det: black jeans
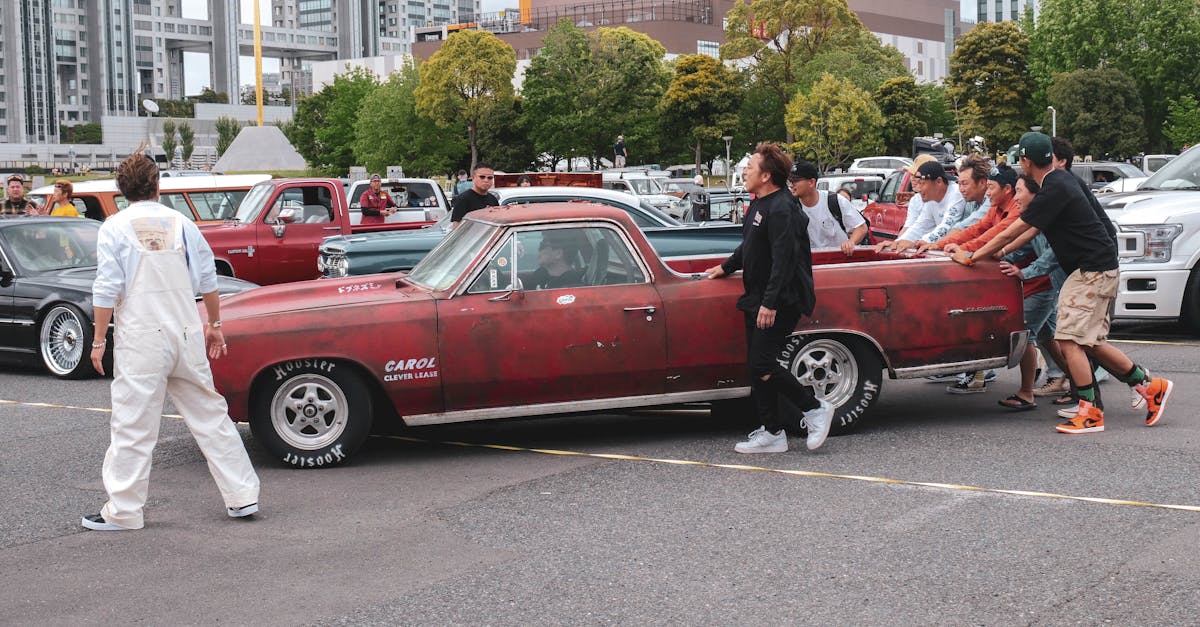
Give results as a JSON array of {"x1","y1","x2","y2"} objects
[{"x1": 743, "y1": 309, "x2": 820, "y2": 433}]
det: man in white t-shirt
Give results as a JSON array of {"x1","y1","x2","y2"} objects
[{"x1": 788, "y1": 161, "x2": 866, "y2": 255}]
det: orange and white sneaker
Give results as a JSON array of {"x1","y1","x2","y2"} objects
[
  {"x1": 1056, "y1": 401, "x2": 1104, "y2": 434},
  {"x1": 1135, "y1": 377, "x2": 1174, "y2": 427}
]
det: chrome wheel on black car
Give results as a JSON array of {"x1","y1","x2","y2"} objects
[{"x1": 39, "y1": 304, "x2": 96, "y2": 379}]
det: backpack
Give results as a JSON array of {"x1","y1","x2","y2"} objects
[{"x1": 826, "y1": 192, "x2": 873, "y2": 245}]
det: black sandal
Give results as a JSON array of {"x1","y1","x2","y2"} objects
[{"x1": 998, "y1": 394, "x2": 1037, "y2": 411}]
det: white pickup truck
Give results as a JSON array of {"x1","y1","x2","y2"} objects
[{"x1": 1098, "y1": 145, "x2": 1200, "y2": 330}]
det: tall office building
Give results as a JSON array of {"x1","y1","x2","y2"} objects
[{"x1": 975, "y1": 0, "x2": 1039, "y2": 22}]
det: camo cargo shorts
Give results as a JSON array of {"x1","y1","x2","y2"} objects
[{"x1": 1054, "y1": 269, "x2": 1118, "y2": 347}]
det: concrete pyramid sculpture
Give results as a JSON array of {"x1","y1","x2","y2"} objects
[{"x1": 213, "y1": 125, "x2": 307, "y2": 172}]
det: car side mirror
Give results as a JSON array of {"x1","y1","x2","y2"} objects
[
  {"x1": 0, "y1": 257, "x2": 13, "y2": 283},
  {"x1": 271, "y1": 223, "x2": 287, "y2": 238}
]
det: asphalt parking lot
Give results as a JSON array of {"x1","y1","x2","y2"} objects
[{"x1": 1, "y1": 324, "x2": 1198, "y2": 625}]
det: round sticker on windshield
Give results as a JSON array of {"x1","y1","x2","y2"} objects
[
  {"x1": 556, "y1": 295, "x2": 575, "y2": 305},
  {"x1": 497, "y1": 257, "x2": 508, "y2": 267}
]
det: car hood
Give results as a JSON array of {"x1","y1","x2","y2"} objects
[
  {"x1": 321, "y1": 226, "x2": 449, "y2": 253},
  {"x1": 21, "y1": 268, "x2": 256, "y2": 297},
  {"x1": 218, "y1": 273, "x2": 433, "y2": 321},
  {"x1": 1112, "y1": 192, "x2": 1200, "y2": 226},
  {"x1": 1098, "y1": 189, "x2": 1181, "y2": 212}
]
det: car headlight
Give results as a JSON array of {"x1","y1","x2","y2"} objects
[
  {"x1": 316, "y1": 255, "x2": 326, "y2": 273},
  {"x1": 334, "y1": 256, "x2": 349, "y2": 277},
  {"x1": 1121, "y1": 224, "x2": 1183, "y2": 263}
]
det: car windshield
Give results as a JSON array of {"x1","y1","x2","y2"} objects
[
  {"x1": 406, "y1": 219, "x2": 497, "y2": 290},
  {"x1": 233, "y1": 182, "x2": 274, "y2": 222},
  {"x1": 1141, "y1": 148, "x2": 1200, "y2": 190},
  {"x1": 1111, "y1": 163, "x2": 1144, "y2": 178},
  {"x1": 628, "y1": 178, "x2": 660, "y2": 195},
  {"x1": 3, "y1": 220, "x2": 100, "y2": 272}
]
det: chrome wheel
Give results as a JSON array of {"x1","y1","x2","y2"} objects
[
  {"x1": 270, "y1": 374, "x2": 349, "y2": 450},
  {"x1": 790, "y1": 338, "x2": 860, "y2": 409},
  {"x1": 40, "y1": 305, "x2": 87, "y2": 377}
]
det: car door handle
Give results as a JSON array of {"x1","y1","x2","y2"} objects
[
  {"x1": 322, "y1": 226, "x2": 341, "y2": 231},
  {"x1": 623, "y1": 306, "x2": 656, "y2": 314}
]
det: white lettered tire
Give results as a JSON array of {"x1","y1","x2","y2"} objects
[
  {"x1": 782, "y1": 334, "x2": 883, "y2": 435},
  {"x1": 251, "y1": 360, "x2": 373, "y2": 468}
]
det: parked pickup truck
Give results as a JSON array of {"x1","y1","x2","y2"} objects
[
  {"x1": 208, "y1": 203, "x2": 1026, "y2": 467},
  {"x1": 1097, "y1": 145, "x2": 1200, "y2": 331},
  {"x1": 860, "y1": 168, "x2": 918, "y2": 241},
  {"x1": 318, "y1": 186, "x2": 741, "y2": 278},
  {"x1": 201, "y1": 178, "x2": 441, "y2": 285}
]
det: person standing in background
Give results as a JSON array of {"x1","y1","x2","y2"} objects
[{"x1": 614, "y1": 136, "x2": 628, "y2": 168}]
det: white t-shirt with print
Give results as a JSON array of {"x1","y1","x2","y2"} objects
[{"x1": 800, "y1": 190, "x2": 866, "y2": 249}]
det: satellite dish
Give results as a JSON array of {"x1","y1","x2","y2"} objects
[{"x1": 142, "y1": 99, "x2": 159, "y2": 114}]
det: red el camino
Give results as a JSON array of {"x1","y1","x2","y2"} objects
[{"x1": 209, "y1": 203, "x2": 1027, "y2": 468}]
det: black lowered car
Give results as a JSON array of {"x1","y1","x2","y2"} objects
[{"x1": 0, "y1": 217, "x2": 257, "y2": 378}]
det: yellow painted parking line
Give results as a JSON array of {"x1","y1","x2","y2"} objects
[
  {"x1": 1111, "y1": 338, "x2": 1200, "y2": 347},
  {"x1": 6, "y1": 398, "x2": 1198, "y2": 513},
  {"x1": 383, "y1": 435, "x2": 1200, "y2": 514}
]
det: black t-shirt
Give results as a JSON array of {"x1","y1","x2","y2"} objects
[
  {"x1": 1021, "y1": 168, "x2": 1118, "y2": 274},
  {"x1": 720, "y1": 188, "x2": 815, "y2": 315},
  {"x1": 522, "y1": 266, "x2": 585, "y2": 290},
  {"x1": 450, "y1": 189, "x2": 499, "y2": 222}
]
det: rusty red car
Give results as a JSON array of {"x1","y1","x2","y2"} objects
[{"x1": 208, "y1": 203, "x2": 1027, "y2": 468}]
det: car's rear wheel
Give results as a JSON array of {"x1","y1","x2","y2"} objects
[
  {"x1": 39, "y1": 304, "x2": 96, "y2": 379},
  {"x1": 1180, "y1": 266, "x2": 1200, "y2": 334},
  {"x1": 251, "y1": 361, "x2": 373, "y2": 468},
  {"x1": 784, "y1": 334, "x2": 884, "y2": 435}
]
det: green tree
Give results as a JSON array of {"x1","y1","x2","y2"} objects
[
  {"x1": 579, "y1": 27, "x2": 671, "y2": 167},
  {"x1": 796, "y1": 28, "x2": 907, "y2": 95},
  {"x1": 786, "y1": 73, "x2": 883, "y2": 171},
  {"x1": 62, "y1": 123, "x2": 102, "y2": 144},
  {"x1": 919, "y1": 83, "x2": 956, "y2": 138},
  {"x1": 215, "y1": 116, "x2": 241, "y2": 157},
  {"x1": 659, "y1": 54, "x2": 744, "y2": 171},
  {"x1": 161, "y1": 119, "x2": 177, "y2": 167},
  {"x1": 416, "y1": 29, "x2": 516, "y2": 170},
  {"x1": 1164, "y1": 95, "x2": 1200, "y2": 150},
  {"x1": 1046, "y1": 68, "x2": 1146, "y2": 159},
  {"x1": 285, "y1": 88, "x2": 333, "y2": 170},
  {"x1": 1027, "y1": 0, "x2": 1200, "y2": 150},
  {"x1": 178, "y1": 122, "x2": 195, "y2": 165},
  {"x1": 734, "y1": 72, "x2": 788, "y2": 152},
  {"x1": 723, "y1": 0, "x2": 884, "y2": 141},
  {"x1": 477, "y1": 97, "x2": 538, "y2": 172},
  {"x1": 946, "y1": 21, "x2": 1032, "y2": 151},
  {"x1": 311, "y1": 67, "x2": 380, "y2": 176},
  {"x1": 520, "y1": 19, "x2": 592, "y2": 167},
  {"x1": 353, "y1": 60, "x2": 465, "y2": 177},
  {"x1": 876, "y1": 76, "x2": 928, "y2": 156},
  {"x1": 196, "y1": 87, "x2": 229, "y2": 103}
]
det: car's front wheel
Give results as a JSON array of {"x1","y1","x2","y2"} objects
[
  {"x1": 251, "y1": 361, "x2": 373, "y2": 468},
  {"x1": 783, "y1": 334, "x2": 884, "y2": 435},
  {"x1": 39, "y1": 304, "x2": 97, "y2": 379}
]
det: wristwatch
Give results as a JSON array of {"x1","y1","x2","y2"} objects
[{"x1": 209, "y1": 320, "x2": 222, "y2": 329}]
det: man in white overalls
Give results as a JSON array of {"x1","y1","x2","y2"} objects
[{"x1": 82, "y1": 152, "x2": 260, "y2": 531}]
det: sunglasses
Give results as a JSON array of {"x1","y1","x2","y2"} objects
[
  {"x1": 475, "y1": 174, "x2": 495, "y2": 180},
  {"x1": 7, "y1": 176, "x2": 24, "y2": 184}
]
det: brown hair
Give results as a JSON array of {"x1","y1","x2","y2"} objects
[
  {"x1": 1017, "y1": 173, "x2": 1040, "y2": 195},
  {"x1": 957, "y1": 153, "x2": 991, "y2": 183},
  {"x1": 755, "y1": 142, "x2": 791, "y2": 188},
  {"x1": 115, "y1": 147, "x2": 159, "y2": 202}
]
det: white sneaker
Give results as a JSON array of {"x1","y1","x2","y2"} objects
[
  {"x1": 735, "y1": 426, "x2": 788, "y2": 454},
  {"x1": 1131, "y1": 370, "x2": 1149, "y2": 409},
  {"x1": 802, "y1": 400, "x2": 834, "y2": 450},
  {"x1": 1057, "y1": 405, "x2": 1080, "y2": 419}
]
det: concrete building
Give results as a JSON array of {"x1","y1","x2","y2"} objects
[
  {"x1": 0, "y1": 0, "x2": 473, "y2": 146},
  {"x1": 974, "y1": 0, "x2": 1039, "y2": 23}
]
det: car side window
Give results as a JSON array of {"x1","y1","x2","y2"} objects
[
  {"x1": 467, "y1": 235, "x2": 520, "y2": 294},
  {"x1": 159, "y1": 193, "x2": 194, "y2": 220},
  {"x1": 467, "y1": 226, "x2": 646, "y2": 294},
  {"x1": 880, "y1": 173, "x2": 900, "y2": 203},
  {"x1": 189, "y1": 190, "x2": 248, "y2": 220}
]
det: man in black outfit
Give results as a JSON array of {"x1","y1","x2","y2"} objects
[
  {"x1": 706, "y1": 142, "x2": 833, "y2": 453},
  {"x1": 450, "y1": 163, "x2": 499, "y2": 227}
]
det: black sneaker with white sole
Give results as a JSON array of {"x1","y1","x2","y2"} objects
[
  {"x1": 228, "y1": 503, "x2": 259, "y2": 518},
  {"x1": 81, "y1": 513, "x2": 132, "y2": 531}
]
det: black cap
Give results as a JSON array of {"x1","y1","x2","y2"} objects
[
  {"x1": 913, "y1": 160, "x2": 948, "y2": 182},
  {"x1": 988, "y1": 164, "x2": 1018, "y2": 189},
  {"x1": 788, "y1": 161, "x2": 819, "y2": 182}
]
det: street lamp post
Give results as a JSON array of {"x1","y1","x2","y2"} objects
[
  {"x1": 722, "y1": 135, "x2": 733, "y2": 185},
  {"x1": 68, "y1": 148, "x2": 75, "y2": 175},
  {"x1": 1047, "y1": 106, "x2": 1056, "y2": 137}
]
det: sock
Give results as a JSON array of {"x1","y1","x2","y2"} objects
[
  {"x1": 1119, "y1": 364, "x2": 1149, "y2": 386},
  {"x1": 1077, "y1": 382, "x2": 1097, "y2": 404}
]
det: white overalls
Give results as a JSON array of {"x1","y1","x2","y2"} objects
[{"x1": 99, "y1": 219, "x2": 259, "y2": 529}]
